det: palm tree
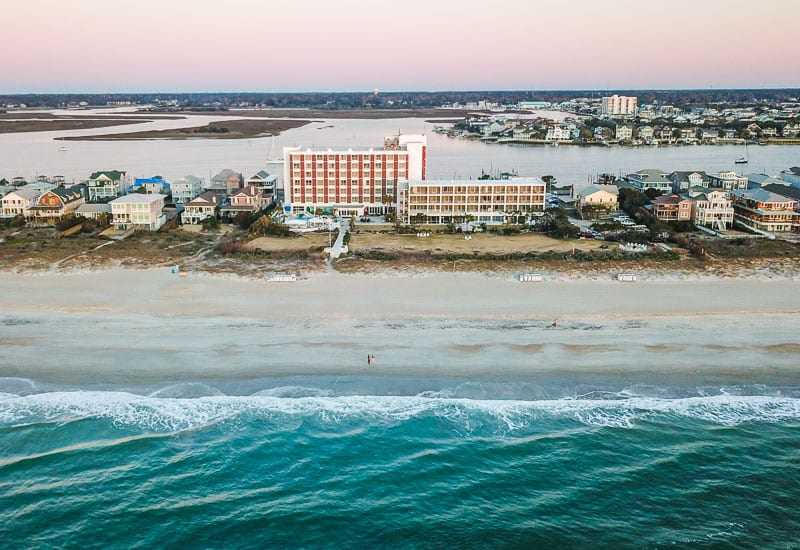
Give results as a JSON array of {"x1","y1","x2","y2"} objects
[{"x1": 381, "y1": 194, "x2": 395, "y2": 214}]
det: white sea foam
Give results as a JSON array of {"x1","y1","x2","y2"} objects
[{"x1": 1, "y1": 390, "x2": 799, "y2": 434}]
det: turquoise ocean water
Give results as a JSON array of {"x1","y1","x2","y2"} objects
[{"x1": 2, "y1": 375, "x2": 799, "y2": 548}]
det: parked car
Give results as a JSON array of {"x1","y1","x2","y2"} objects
[{"x1": 578, "y1": 231, "x2": 595, "y2": 239}]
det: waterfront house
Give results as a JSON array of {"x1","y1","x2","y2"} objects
[
  {"x1": 669, "y1": 171, "x2": 709, "y2": 193},
  {"x1": 129, "y1": 176, "x2": 169, "y2": 195},
  {"x1": 708, "y1": 171, "x2": 748, "y2": 190},
  {"x1": 761, "y1": 184, "x2": 800, "y2": 212},
  {"x1": 626, "y1": 169, "x2": 673, "y2": 194},
  {"x1": 700, "y1": 129, "x2": 720, "y2": 143},
  {"x1": 688, "y1": 188, "x2": 733, "y2": 231},
  {"x1": 171, "y1": 175, "x2": 204, "y2": 204},
  {"x1": 545, "y1": 125, "x2": 571, "y2": 141},
  {"x1": 246, "y1": 170, "x2": 278, "y2": 195},
  {"x1": 729, "y1": 188, "x2": 799, "y2": 234},
  {"x1": 637, "y1": 125, "x2": 654, "y2": 144},
  {"x1": 615, "y1": 125, "x2": 633, "y2": 141},
  {"x1": 1, "y1": 188, "x2": 39, "y2": 218},
  {"x1": 75, "y1": 203, "x2": 112, "y2": 221},
  {"x1": 86, "y1": 170, "x2": 127, "y2": 202},
  {"x1": 651, "y1": 194, "x2": 692, "y2": 222},
  {"x1": 576, "y1": 185, "x2": 618, "y2": 211},
  {"x1": 211, "y1": 169, "x2": 243, "y2": 195},
  {"x1": 109, "y1": 194, "x2": 166, "y2": 231},
  {"x1": 27, "y1": 184, "x2": 86, "y2": 224},
  {"x1": 220, "y1": 185, "x2": 269, "y2": 218},
  {"x1": 182, "y1": 191, "x2": 220, "y2": 225},
  {"x1": 746, "y1": 173, "x2": 786, "y2": 189},
  {"x1": 778, "y1": 167, "x2": 800, "y2": 187}
]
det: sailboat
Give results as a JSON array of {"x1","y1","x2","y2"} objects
[
  {"x1": 265, "y1": 135, "x2": 283, "y2": 164},
  {"x1": 734, "y1": 142, "x2": 749, "y2": 164}
]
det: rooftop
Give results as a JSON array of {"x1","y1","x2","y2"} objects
[{"x1": 110, "y1": 193, "x2": 166, "y2": 204}]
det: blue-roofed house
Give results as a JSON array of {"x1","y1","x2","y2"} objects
[{"x1": 129, "y1": 176, "x2": 170, "y2": 195}]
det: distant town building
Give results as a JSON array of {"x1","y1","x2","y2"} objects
[
  {"x1": 283, "y1": 134, "x2": 427, "y2": 216},
  {"x1": 397, "y1": 177, "x2": 546, "y2": 226},
  {"x1": 545, "y1": 125, "x2": 571, "y2": 141},
  {"x1": 615, "y1": 124, "x2": 633, "y2": 141},
  {"x1": 601, "y1": 95, "x2": 638, "y2": 117}
]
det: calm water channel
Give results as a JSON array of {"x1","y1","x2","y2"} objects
[{"x1": 1, "y1": 109, "x2": 798, "y2": 186}]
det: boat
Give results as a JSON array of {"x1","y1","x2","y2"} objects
[
  {"x1": 58, "y1": 146, "x2": 68, "y2": 152},
  {"x1": 735, "y1": 142, "x2": 749, "y2": 164},
  {"x1": 265, "y1": 135, "x2": 282, "y2": 164}
]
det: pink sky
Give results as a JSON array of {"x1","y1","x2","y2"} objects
[{"x1": 4, "y1": 0, "x2": 799, "y2": 93}]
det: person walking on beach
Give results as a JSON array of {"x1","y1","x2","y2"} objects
[{"x1": 367, "y1": 354, "x2": 371, "y2": 365}]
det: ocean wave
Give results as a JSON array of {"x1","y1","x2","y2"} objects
[{"x1": 1, "y1": 390, "x2": 799, "y2": 434}]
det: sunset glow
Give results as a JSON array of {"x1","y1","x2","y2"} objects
[{"x1": 4, "y1": 0, "x2": 800, "y2": 92}]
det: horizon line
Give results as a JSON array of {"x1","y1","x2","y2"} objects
[{"x1": 2, "y1": 87, "x2": 800, "y2": 97}]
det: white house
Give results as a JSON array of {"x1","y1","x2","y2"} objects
[
  {"x1": 1, "y1": 188, "x2": 39, "y2": 218},
  {"x1": 545, "y1": 125, "x2": 572, "y2": 141},
  {"x1": 110, "y1": 194, "x2": 166, "y2": 231},
  {"x1": 615, "y1": 124, "x2": 633, "y2": 141},
  {"x1": 688, "y1": 188, "x2": 734, "y2": 231}
]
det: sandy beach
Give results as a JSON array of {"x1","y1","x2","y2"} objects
[
  {"x1": 1, "y1": 269, "x2": 799, "y2": 388},
  {"x1": 1, "y1": 268, "x2": 799, "y2": 318}
]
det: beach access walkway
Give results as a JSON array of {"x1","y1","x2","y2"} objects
[{"x1": 329, "y1": 219, "x2": 349, "y2": 259}]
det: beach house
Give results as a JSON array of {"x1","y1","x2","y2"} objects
[
  {"x1": 129, "y1": 176, "x2": 169, "y2": 195},
  {"x1": 729, "y1": 189, "x2": 799, "y2": 234},
  {"x1": 27, "y1": 185, "x2": 86, "y2": 224},
  {"x1": 651, "y1": 194, "x2": 692, "y2": 222},
  {"x1": 576, "y1": 185, "x2": 618, "y2": 219},
  {"x1": 109, "y1": 194, "x2": 166, "y2": 231},
  {"x1": 626, "y1": 169, "x2": 673, "y2": 194},
  {"x1": 182, "y1": 191, "x2": 220, "y2": 225},
  {"x1": 688, "y1": 189, "x2": 734, "y2": 231},
  {"x1": 171, "y1": 175, "x2": 204, "y2": 204},
  {"x1": 668, "y1": 171, "x2": 709, "y2": 193},
  {"x1": 708, "y1": 171, "x2": 748, "y2": 190},
  {"x1": 246, "y1": 171, "x2": 278, "y2": 196},
  {"x1": 1, "y1": 187, "x2": 39, "y2": 218},
  {"x1": 220, "y1": 185, "x2": 269, "y2": 219},
  {"x1": 210, "y1": 169, "x2": 243, "y2": 196},
  {"x1": 85, "y1": 170, "x2": 128, "y2": 202}
]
